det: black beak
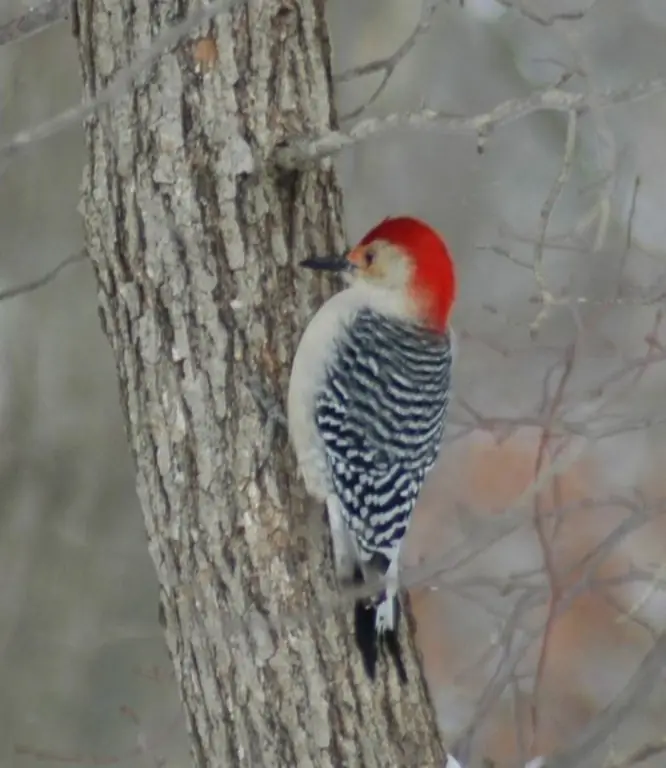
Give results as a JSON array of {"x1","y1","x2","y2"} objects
[{"x1": 299, "y1": 254, "x2": 351, "y2": 273}]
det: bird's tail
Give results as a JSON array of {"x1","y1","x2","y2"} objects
[{"x1": 352, "y1": 564, "x2": 407, "y2": 683}]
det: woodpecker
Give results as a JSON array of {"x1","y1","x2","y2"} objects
[{"x1": 287, "y1": 216, "x2": 456, "y2": 681}]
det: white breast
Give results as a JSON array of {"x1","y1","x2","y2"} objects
[{"x1": 287, "y1": 282, "x2": 411, "y2": 500}]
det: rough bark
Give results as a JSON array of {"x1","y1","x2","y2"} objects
[{"x1": 75, "y1": 0, "x2": 446, "y2": 766}]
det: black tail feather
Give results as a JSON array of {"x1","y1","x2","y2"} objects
[
  {"x1": 382, "y1": 602, "x2": 407, "y2": 684},
  {"x1": 353, "y1": 566, "x2": 378, "y2": 680},
  {"x1": 352, "y1": 566, "x2": 407, "y2": 684}
]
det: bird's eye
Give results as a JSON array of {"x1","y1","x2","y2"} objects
[{"x1": 365, "y1": 248, "x2": 376, "y2": 266}]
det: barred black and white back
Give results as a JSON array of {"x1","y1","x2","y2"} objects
[{"x1": 314, "y1": 307, "x2": 453, "y2": 679}]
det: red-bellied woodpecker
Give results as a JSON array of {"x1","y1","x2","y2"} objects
[{"x1": 288, "y1": 215, "x2": 457, "y2": 681}]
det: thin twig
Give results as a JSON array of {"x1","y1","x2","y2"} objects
[
  {"x1": 477, "y1": 244, "x2": 533, "y2": 270},
  {"x1": 0, "y1": 251, "x2": 86, "y2": 303},
  {"x1": 494, "y1": 0, "x2": 599, "y2": 27},
  {"x1": 335, "y1": 0, "x2": 445, "y2": 121},
  {"x1": 0, "y1": 0, "x2": 68, "y2": 47},
  {"x1": 560, "y1": 27, "x2": 616, "y2": 254}
]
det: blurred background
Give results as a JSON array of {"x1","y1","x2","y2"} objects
[{"x1": 2, "y1": 0, "x2": 666, "y2": 765}]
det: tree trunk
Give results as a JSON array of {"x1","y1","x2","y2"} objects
[{"x1": 74, "y1": 0, "x2": 446, "y2": 766}]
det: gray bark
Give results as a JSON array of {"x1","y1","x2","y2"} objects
[{"x1": 74, "y1": 0, "x2": 446, "y2": 765}]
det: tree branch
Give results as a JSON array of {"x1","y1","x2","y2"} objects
[
  {"x1": 0, "y1": 0, "x2": 68, "y2": 47},
  {"x1": 0, "y1": 251, "x2": 85, "y2": 303},
  {"x1": 274, "y1": 78, "x2": 666, "y2": 169}
]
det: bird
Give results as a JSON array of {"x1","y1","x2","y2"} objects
[{"x1": 287, "y1": 215, "x2": 457, "y2": 681}]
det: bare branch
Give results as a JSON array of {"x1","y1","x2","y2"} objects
[
  {"x1": 0, "y1": 251, "x2": 85, "y2": 303},
  {"x1": 275, "y1": 78, "x2": 666, "y2": 168},
  {"x1": 0, "y1": 0, "x2": 240, "y2": 165},
  {"x1": 0, "y1": 0, "x2": 68, "y2": 47},
  {"x1": 334, "y1": 0, "x2": 446, "y2": 121}
]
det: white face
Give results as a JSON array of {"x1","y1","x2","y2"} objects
[{"x1": 346, "y1": 239, "x2": 414, "y2": 292}]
